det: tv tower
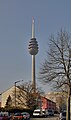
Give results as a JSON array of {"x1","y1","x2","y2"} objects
[{"x1": 28, "y1": 18, "x2": 38, "y2": 92}]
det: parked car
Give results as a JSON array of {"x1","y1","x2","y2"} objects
[
  {"x1": 33, "y1": 109, "x2": 48, "y2": 118},
  {"x1": 13, "y1": 112, "x2": 23, "y2": 120},
  {"x1": 47, "y1": 109, "x2": 54, "y2": 116},
  {"x1": 59, "y1": 111, "x2": 66, "y2": 120},
  {"x1": 21, "y1": 112, "x2": 30, "y2": 120},
  {"x1": 0, "y1": 112, "x2": 9, "y2": 120},
  {"x1": 13, "y1": 112, "x2": 30, "y2": 120}
]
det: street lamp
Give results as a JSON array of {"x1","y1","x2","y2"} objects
[
  {"x1": 14, "y1": 80, "x2": 24, "y2": 107},
  {"x1": 0, "y1": 93, "x2": 2, "y2": 107}
]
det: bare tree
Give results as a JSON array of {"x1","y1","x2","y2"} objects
[
  {"x1": 12, "y1": 81, "x2": 44, "y2": 110},
  {"x1": 56, "y1": 94, "x2": 66, "y2": 112},
  {"x1": 39, "y1": 29, "x2": 71, "y2": 120}
]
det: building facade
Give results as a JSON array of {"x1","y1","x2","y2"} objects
[
  {"x1": 37, "y1": 96, "x2": 56, "y2": 111},
  {"x1": 46, "y1": 92, "x2": 67, "y2": 111},
  {"x1": 41, "y1": 97, "x2": 56, "y2": 110},
  {"x1": 1, "y1": 86, "x2": 27, "y2": 108}
]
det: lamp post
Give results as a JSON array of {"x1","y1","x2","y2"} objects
[
  {"x1": 0, "y1": 93, "x2": 2, "y2": 107},
  {"x1": 14, "y1": 80, "x2": 24, "y2": 107}
]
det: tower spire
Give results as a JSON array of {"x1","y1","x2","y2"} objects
[{"x1": 32, "y1": 17, "x2": 35, "y2": 38}]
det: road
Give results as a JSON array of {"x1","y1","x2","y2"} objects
[
  {"x1": 31, "y1": 117, "x2": 59, "y2": 120},
  {"x1": 30, "y1": 115, "x2": 59, "y2": 120}
]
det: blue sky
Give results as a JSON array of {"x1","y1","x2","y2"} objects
[{"x1": 0, "y1": 0, "x2": 71, "y2": 93}]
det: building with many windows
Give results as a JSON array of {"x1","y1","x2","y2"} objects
[
  {"x1": 46, "y1": 92, "x2": 67, "y2": 112},
  {"x1": 41, "y1": 96, "x2": 56, "y2": 110}
]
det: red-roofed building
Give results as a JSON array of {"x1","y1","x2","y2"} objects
[{"x1": 37, "y1": 96, "x2": 56, "y2": 111}]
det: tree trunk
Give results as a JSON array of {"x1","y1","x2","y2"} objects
[{"x1": 66, "y1": 87, "x2": 70, "y2": 120}]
